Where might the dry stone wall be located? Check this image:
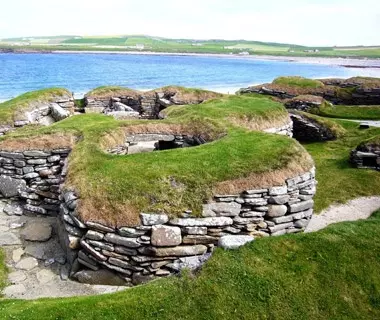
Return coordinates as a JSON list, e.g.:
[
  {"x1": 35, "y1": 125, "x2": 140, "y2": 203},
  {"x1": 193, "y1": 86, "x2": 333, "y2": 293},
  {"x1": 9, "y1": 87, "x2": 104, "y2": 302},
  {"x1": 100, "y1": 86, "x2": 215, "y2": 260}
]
[
  {"x1": 59, "y1": 167, "x2": 316, "y2": 286},
  {"x1": 0, "y1": 148, "x2": 71, "y2": 216},
  {"x1": 350, "y1": 145, "x2": 380, "y2": 170},
  {"x1": 85, "y1": 90, "x2": 212, "y2": 120},
  {"x1": 0, "y1": 96, "x2": 75, "y2": 136},
  {"x1": 108, "y1": 133, "x2": 211, "y2": 155}
]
